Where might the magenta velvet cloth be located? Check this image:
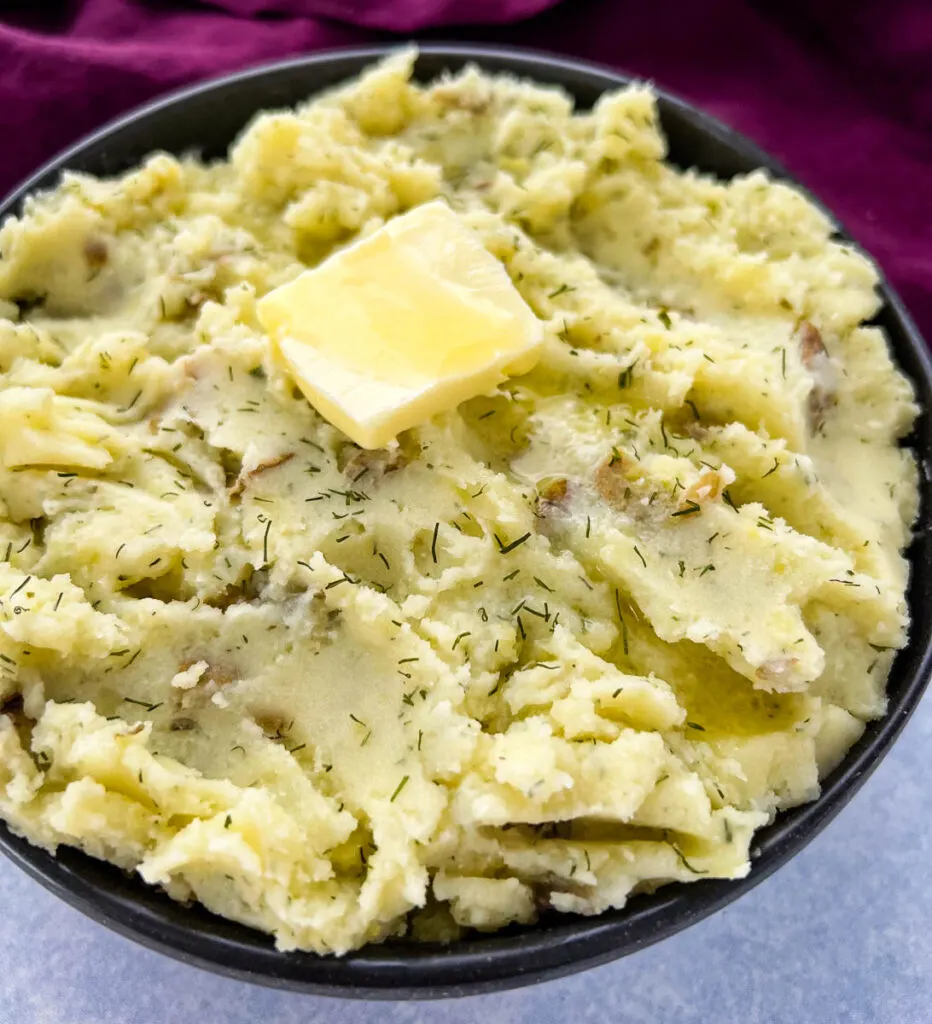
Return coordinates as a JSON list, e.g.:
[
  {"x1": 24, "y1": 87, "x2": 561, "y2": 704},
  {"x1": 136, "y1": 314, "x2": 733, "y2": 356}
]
[{"x1": 1, "y1": 0, "x2": 929, "y2": 337}]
